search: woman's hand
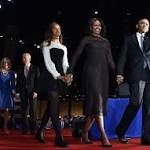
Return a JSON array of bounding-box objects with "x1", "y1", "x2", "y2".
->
[
  {"x1": 64, "y1": 74, "x2": 73, "y2": 86},
  {"x1": 33, "y1": 92, "x2": 37, "y2": 99},
  {"x1": 12, "y1": 89, "x2": 16, "y2": 96},
  {"x1": 57, "y1": 74, "x2": 73, "y2": 86},
  {"x1": 116, "y1": 75, "x2": 124, "y2": 85},
  {"x1": 57, "y1": 75, "x2": 65, "y2": 81}
]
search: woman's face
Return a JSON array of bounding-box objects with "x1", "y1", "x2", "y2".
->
[
  {"x1": 91, "y1": 20, "x2": 102, "y2": 36},
  {"x1": 3, "y1": 61, "x2": 9, "y2": 70},
  {"x1": 51, "y1": 24, "x2": 61, "y2": 38}
]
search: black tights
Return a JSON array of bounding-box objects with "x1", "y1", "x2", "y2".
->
[{"x1": 39, "y1": 91, "x2": 61, "y2": 136}]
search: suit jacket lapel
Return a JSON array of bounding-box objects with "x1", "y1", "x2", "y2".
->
[
  {"x1": 27, "y1": 64, "x2": 32, "y2": 78},
  {"x1": 133, "y1": 34, "x2": 150, "y2": 53},
  {"x1": 143, "y1": 36, "x2": 149, "y2": 53},
  {"x1": 22, "y1": 67, "x2": 26, "y2": 79},
  {"x1": 132, "y1": 34, "x2": 141, "y2": 51}
]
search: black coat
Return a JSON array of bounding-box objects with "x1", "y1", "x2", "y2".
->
[
  {"x1": 16, "y1": 64, "x2": 40, "y2": 95},
  {"x1": 117, "y1": 34, "x2": 150, "y2": 83}
]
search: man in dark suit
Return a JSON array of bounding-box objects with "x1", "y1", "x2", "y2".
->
[
  {"x1": 16, "y1": 53, "x2": 40, "y2": 134},
  {"x1": 116, "y1": 18, "x2": 150, "y2": 145}
]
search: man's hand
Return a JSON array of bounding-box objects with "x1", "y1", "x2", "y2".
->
[
  {"x1": 33, "y1": 92, "x2": 37, "y2": 99},
  {"x1": 116, "y1": 75, "x2": 124, "y2": 85}
]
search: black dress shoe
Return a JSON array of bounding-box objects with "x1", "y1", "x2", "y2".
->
[
  {"x1": 118, "y1": 136, "x2": 129, "y2": 144},
  {"x1": 35, "y1": 131, "x2": 45, "y2": 143},
  {"x1": 55, "y1": 136, "x2": 68, "y2": 147},
  {"x1": 116, "y1": 129, "x2": 129, "y2": 144},
  {"x1": 141, "y1": 138, "x2": 150, "y2": 145}
]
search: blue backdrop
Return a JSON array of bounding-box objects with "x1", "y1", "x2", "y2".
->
[{"x1": 90, "y1": 98, "x2": 142, "y2": 139}]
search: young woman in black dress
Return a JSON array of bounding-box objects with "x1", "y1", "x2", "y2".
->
[{"x1": 36, "y1": 22, "x2": 70, "y2": 147}]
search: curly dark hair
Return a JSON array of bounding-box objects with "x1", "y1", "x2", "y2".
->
[{"x1": 87, "y1": 17, "x2": 107, "y2": 37}]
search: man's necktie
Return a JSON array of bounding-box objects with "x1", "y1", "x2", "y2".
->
[
  {"x1": 24, "y1": 66, "x2": 29, "y2": 78},
  {"x1": 140, "y1": 35, "x2": 144, "y2": 50}
]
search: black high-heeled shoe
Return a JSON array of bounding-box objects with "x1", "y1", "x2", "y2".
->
[
  {"x1": 81, "y1": 133, "x2": 93, "y2": 144},
  {"x1": 102, "y1": 143, "x2": 112, "y2": 148},
  {"x1": 101, "y1": 136, "x2": 112, "y2": 147},
  {"x1": 55, "y1": 136, "x2": 68, "y2": 147},
  {"x1": 35, "y1": 131, "x2": 45, "y2": 143},
  {"x1": 81, "y1": 137, "x2": 93, "y2": 144}
]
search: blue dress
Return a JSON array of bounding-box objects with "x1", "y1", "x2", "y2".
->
[{"x1": 0, "y1": 71, "x2": 15, "y2": 109}]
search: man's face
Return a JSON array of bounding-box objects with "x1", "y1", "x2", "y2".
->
[
  {"x1": 22, "y1": 54, "x2": 31, "y2": 65},
  {"x1": 137, "y1": 19, "x2": 149, "y2": 33}
]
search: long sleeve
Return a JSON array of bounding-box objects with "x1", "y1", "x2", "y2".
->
[
  {"x1": 62, "y1": 46, "x2": 69, "y2": 74},
  {"x1": 67, "y1": 37, "x2": 87, "y2": 74},
  {"x1": 117, "y1": 38, "x2": 128, "y2": 75},
  {"x1": 33, "y1": 66, "x2": 40, "y2": 93},
  {"x1": 42, "y1": 46, "x2": 60, "y2": 79},
  {"x1": 107, "y1": 40, "x2": 116, "y2": 72},
  {"x1": 10, "y1": 71, "x2": 16, "y2": 90},
  {"x1": 16, "y1": 69, "x2": 21, "y2": 93}
]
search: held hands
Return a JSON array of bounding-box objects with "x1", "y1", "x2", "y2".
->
[
  {"x1": 64, "y1": 74, "x2": 73, "y2": 86},
  {"x1": 33, "y1": 92, "x2": 37, "y2": 99},
  {"x1": 57, "y1": 74, "x2": 73, "y2": 86},
  {"x1": 116, "y1": 75, "x2": 124, "y2": 85},
  {"x1": 12, "y1": 89, "x2": 16, "y2": 96},
  {"x1": 14, "y1": 92, "x2": 37, "y2": 100}
]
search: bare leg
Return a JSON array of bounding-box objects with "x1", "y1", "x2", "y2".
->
[
  {"x1": 3, "y1": 109, "x2": 9, "y2": 134},
  {"x1": 95, "y1": 115, "x2": 111, "y2": 147},
  {"x1": 82, "y1": 115, "x2": 95, "y2": 143}
]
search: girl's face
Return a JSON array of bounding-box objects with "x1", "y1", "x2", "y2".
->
[
  {"x1": 3, "y1": 62, "x2": 9, "y2": 70},
  {"x1": 91, "y1": 20, "x2": 102, "y2": 36},
  {"x1": 51, "y1": 24, "x2": 61, "y2": 38}
]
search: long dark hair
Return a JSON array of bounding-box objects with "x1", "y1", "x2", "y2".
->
[
  {"x1": 44, "y1": 22, "x2": 63, "y2": 45},
  {"x1": 86, "y1": 17, "x2": 107, "y2": 37}
]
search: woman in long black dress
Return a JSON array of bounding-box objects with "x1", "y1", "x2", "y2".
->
[
  {"x1": 67, "y1": 18, "x2": 115, "y2": 147},
  {"x1": 35, "y1": 22, "x2": 69, "y2": 147}
]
